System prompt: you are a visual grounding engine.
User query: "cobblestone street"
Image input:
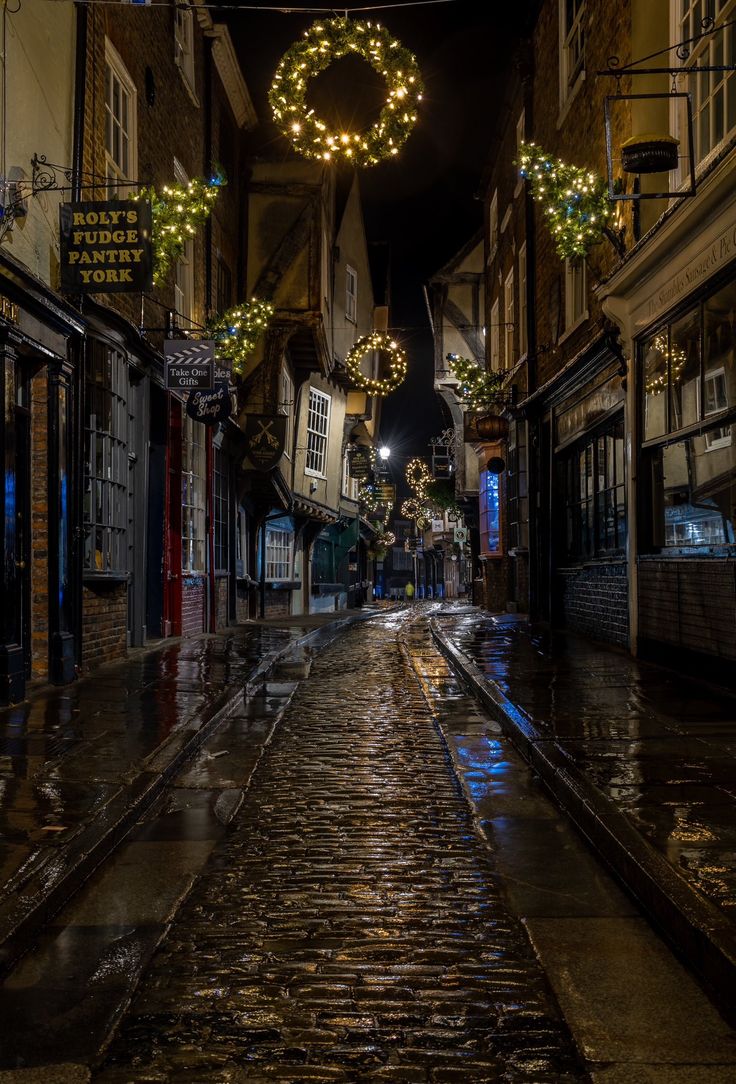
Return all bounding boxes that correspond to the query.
[95,610,583,1083]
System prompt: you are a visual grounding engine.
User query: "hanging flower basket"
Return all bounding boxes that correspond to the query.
[621,133,679,174]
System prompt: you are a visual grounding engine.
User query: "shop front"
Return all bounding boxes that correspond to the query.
[602,148,736,673]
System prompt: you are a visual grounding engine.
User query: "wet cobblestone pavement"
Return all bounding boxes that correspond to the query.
[95,610,585,1083]
[437,613,736,919]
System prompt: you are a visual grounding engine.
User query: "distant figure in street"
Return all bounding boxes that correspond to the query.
[405,582,415,601]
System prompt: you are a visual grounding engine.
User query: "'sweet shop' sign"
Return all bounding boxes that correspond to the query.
[60,200,153,292]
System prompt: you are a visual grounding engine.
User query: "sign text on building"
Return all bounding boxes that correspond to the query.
[60,200,153,292]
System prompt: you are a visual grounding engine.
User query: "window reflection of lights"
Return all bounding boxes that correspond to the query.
[645,334,686,395]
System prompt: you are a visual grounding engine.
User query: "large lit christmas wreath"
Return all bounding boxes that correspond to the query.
[269,17,423,167]
[344,331,407,396]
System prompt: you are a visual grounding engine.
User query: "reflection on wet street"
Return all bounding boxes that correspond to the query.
[92,609,583,1082]
[0,626,310,897]
[440,614,736,917]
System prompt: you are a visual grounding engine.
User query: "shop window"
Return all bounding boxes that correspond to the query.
[507,422,529,550]
[642,279,735,442]
[479,469,502,556]
[213,448,229,573]
[561,416,626,560]
[104,40,137,195]
[650,431,735,547]
[559,0,585,106]
[182,415,206,573]
[265,525,293,581]
[346,266,357,323]
[306,387,330,477]
[84,342,128,574]
[235,506,248,578]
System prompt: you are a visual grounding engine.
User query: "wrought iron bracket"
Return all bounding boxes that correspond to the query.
[31,154,142,196]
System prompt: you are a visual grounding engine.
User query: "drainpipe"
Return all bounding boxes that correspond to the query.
[71,2,88,673]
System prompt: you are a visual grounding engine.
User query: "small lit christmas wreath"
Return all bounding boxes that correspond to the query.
[345,331,407,396]
[207,299,274,374]
[406,457,432,498]
[269,17,423,167]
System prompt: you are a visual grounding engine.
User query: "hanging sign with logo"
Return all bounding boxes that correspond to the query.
[244,414,287,470]
[164,340,214,391]
[349,446,372,480]
[453,527,468,544]
[59,200,152,292]
[186,361,234,427]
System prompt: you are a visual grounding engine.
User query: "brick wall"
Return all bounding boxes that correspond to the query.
[265,591,290,619]
[639,560,736,661]
[532,0,633,388]
[556,561,629,646]
[30,372,48,678]
[236,582,251,623]
[82,584,127,670]
[480,559,509,614]
[182,578,206,637]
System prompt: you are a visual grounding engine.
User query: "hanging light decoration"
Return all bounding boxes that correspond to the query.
[132,173,224,284]
[345,331,408,396]
[518,141,612,259]
[447,353,505,411]
[206,299,274,374]
[269,17,423,167]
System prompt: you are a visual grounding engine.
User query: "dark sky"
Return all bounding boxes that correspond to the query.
[223,0,530,476]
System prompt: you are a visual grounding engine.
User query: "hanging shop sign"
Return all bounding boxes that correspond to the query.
[164,340,214,391]
[453,527,468,544]
[59,200,153,292]
[244,414,287,471]
[186,362,233,427]
[349,446,372,480]
[375,482,396,505]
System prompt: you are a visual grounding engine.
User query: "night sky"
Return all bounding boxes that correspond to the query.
[223,0,532,483]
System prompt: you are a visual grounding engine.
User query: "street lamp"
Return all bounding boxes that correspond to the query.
[378,446,391,460]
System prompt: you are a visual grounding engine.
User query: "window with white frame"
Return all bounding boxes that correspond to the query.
[265,525,293,581]
[213,448,229,573]
[342,449,360,500]
[518,242,528,357]
[490,298,501,370]
[504,269,515,367]
[488,190,499,261]
[704,368,732,450]
[182,414,206,573]
[559,0,585,106]
[104,41,137,195]
[565,257,586,329]
[174,159,195,326]
[306,387,331,476]
[279,366,294,459]
[676,0,736,167]
[346,265,358,323]
[175,1,196,97]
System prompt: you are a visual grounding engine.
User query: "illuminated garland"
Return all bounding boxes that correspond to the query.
[345,331,408,396]
[269,17,423,167]
[406,457,432,498]
[358,480,381,516]
[132,174,223,285]
[206,299,274,374]
[448,354,504,411]
[518,141,612,259]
